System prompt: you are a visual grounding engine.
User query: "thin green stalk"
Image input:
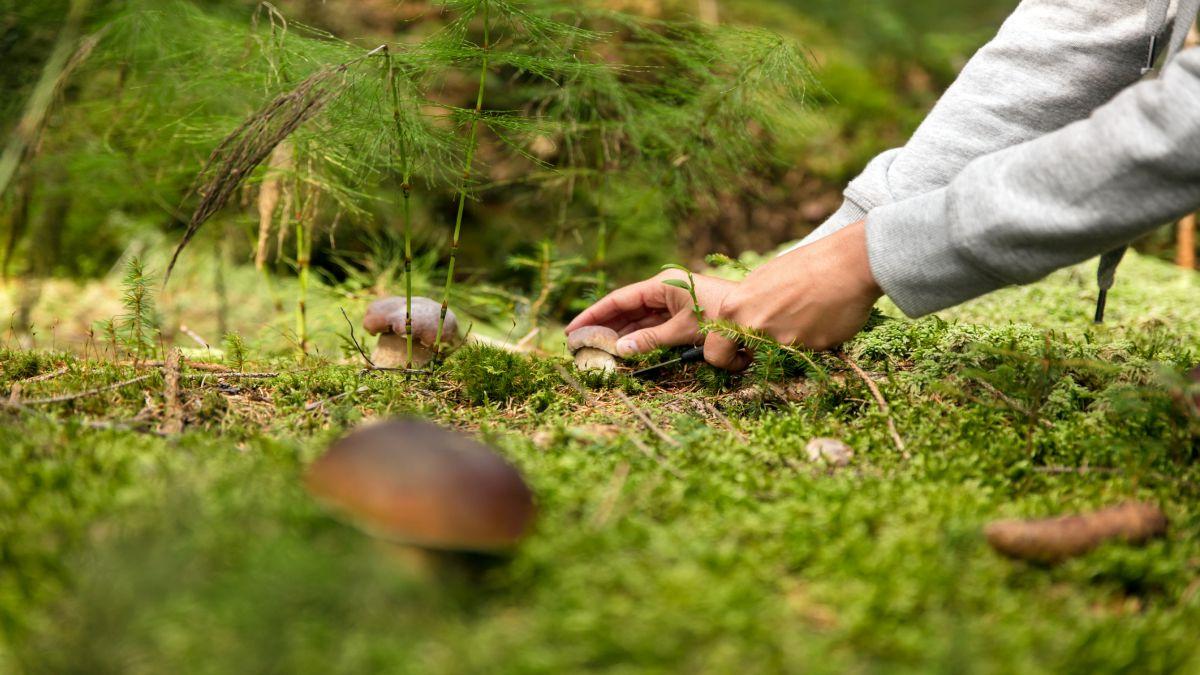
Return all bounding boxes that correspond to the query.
[294,167,316,357]
[386,48,415,369]
[295,207,310,355]
[403,186,414,367]
[436,2,490,357]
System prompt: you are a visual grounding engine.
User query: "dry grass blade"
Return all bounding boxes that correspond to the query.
[165,46,385,282]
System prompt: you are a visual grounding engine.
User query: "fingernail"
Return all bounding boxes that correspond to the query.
[617,337,637,356]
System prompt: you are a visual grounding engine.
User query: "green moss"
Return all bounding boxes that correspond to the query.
[444,342,562,407]
[0,256,1198,673]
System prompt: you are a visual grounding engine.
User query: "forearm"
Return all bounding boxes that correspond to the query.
[867,48,1200,317]
[802,0,1149,246]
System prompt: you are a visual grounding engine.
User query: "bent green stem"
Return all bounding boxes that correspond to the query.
[436,1,490,357]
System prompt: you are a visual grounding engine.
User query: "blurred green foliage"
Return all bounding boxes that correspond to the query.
[0,0,1014,302]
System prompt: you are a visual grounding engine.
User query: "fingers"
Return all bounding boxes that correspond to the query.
[566,277,670,333]
[615,312,699,356]
[616,313,670,336]
[703,332,752,371]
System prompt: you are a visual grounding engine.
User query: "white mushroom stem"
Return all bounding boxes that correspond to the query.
[372,333,434,368]
[574,347,617,372]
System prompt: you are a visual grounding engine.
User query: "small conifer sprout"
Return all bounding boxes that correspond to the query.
[363,296,458,368]
[984,502,1167,565]
[305,418,536,552]
[567,325,621,371]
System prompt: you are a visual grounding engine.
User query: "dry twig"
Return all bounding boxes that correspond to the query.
[838,352,908,458]
[160,348,184,434]
[553,364,683,477]
[14,374,156,406]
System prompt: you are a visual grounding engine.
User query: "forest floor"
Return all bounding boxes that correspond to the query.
[1,252,1199,673]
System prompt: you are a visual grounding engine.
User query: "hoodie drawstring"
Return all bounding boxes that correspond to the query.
[1095,0,1196,323]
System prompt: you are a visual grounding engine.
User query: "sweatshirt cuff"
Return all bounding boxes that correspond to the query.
[865,189,1007,317]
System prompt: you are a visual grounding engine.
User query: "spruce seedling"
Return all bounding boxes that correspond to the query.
[117,257,159,367]
[222,331,248,373]
[704,253,751,276]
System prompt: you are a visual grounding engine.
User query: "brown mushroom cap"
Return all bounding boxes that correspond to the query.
[363,296,457,346]
[567,325,619,354]
[305,419,536,552]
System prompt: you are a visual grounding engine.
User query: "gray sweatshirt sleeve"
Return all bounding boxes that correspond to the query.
[866,47,1200,317]
[800,0,1149,245]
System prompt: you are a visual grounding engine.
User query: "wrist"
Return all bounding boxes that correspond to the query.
[840,219,883,300]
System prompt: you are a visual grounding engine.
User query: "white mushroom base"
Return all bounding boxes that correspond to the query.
[372,333,435,368]
[573,347,617,371]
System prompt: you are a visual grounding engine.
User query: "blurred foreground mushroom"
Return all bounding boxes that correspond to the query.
[567,325,620,371]
[363,296,458,368]
[984,501,1167,565]
[306,418,536,553]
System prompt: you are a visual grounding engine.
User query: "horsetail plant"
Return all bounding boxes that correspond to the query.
[435,1,491,359]
[386,47,416,369]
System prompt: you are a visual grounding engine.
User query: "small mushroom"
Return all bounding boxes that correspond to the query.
[567,325,620,371]
[305,418,536,552]
[805,437,854,467]
[363,296,458,368]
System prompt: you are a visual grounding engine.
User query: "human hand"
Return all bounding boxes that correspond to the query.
[566,269,737,356]
[703,219,882,370]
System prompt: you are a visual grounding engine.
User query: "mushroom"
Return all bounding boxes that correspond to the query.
[363,296,457,368]
[305,418,536,552]
[567,325,620,371]
[804,437,854,468]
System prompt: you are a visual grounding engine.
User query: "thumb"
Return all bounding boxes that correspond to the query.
[703,331,752,372]
[616,313,698,356]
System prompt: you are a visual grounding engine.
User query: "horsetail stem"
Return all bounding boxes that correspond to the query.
[295,178,311,356]
[403,183,414,368]
[386,47,415,368]
[435,1,489,357]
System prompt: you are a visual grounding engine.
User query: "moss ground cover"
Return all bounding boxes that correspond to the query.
[1,252,1198,673]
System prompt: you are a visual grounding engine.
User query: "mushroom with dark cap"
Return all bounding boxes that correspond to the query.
[306,418,536,552]
[363,296,458,368]
[567,325,621,371]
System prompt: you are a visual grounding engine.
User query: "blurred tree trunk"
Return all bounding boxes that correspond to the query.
[2,172,34,279]
[697,0,719,24]
[1178,214,1196,270]
[1178,23,1198,270]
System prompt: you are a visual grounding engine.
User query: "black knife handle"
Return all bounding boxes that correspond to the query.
[679,346,706,364]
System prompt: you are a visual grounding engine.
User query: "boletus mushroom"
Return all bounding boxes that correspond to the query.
[567,325,620,371]
[363,296,458,368]
[306,418,536,552]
